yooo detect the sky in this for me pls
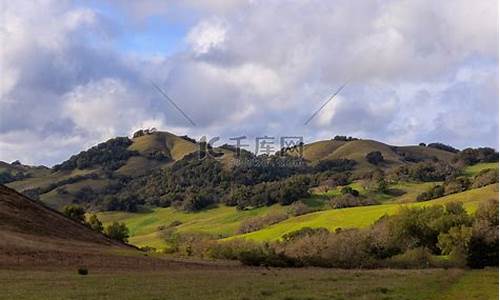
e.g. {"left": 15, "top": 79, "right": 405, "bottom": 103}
{"left": 0, "top": 0, "right": 498, "bottom": 166}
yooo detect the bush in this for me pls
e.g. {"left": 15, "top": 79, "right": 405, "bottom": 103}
{"left": 391, "top": 161, "right": 459, "bottom": 182}
{"left": 416, "top": 185, "right": 444, "bottom": 201}
{"left": 87, "top": 214, "right": 103, "bottom": 232}
{"left": 77, "top": 267, "right": 88, "bottom": 275}
{"left": 466, "top": 199, "right": 499, "bottom": 268}
{"left": 454, "top": 147, "right": 498, "bottom": 165}
{"left": 282, "top": 227, "right": 329, "bottom": 242}
{"left": 427, "top": 143, "right": 459, "bottom": 153}
{"left": 340, "top": 186, "right": 359, "bottom": 196}
{"left": 384, "top": 248, "right": 433, "bottom": 268}
{"left": 238, "top": 213, "right": 289, "bottom": 234}
{"left": 287, "top": 202, "right": 318, "bottom": 216}
{"left": 366, "top": 151, "right": 384, "bottom": 165}
{"left": 206, "top": 202, "right": 481, "bottom": 269}
{"left": 444, "top": 177, "right": 470, "bottom": 195}
{"left": 182, "top": 190, "right": 216, "bottom": 211}
{"left": 63, "top": 205, "right": 86, "bottom": 223}
{"left": 314, "top": 159, "right": 356, "bottom": 173}
{"left": 330, "top": 194, "right": 378, "bottom": 209}
{"left": 333, "top": 136, "right": 358, "bottom": 141}
{"left": 104, "top": 222, "right": 129, "bottom": 242}
{"left": 471, "top": 169, "right": 498, "bottom": 189}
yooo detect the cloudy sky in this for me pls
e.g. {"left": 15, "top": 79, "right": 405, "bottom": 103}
{"left": 0, "top": 0, "right": 498, "bottom": 166}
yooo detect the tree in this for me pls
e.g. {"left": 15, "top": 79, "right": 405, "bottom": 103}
{"left": 63, "top": 205, "right": 86, "bottom": 223}
{"left": 87, "top": 214, "right": 103, "bottom": 233}
{"left": 340, "top": 186, "right": 359, "bottom": 196}
{"left": 366, "top": 151, "right": 384, "bottom": 165}
{"left": 105, "top": 222, "right": 130, "bottom": 242}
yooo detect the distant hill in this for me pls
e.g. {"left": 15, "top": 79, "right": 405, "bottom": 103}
{"left": 287, "top": 138, "right": 456, "bottom": 171}
{"left": 4, "top": 131, "right": 230, "bottom": 209}
{"left": 1, "top": 131, "right": 491, "bottom": 212}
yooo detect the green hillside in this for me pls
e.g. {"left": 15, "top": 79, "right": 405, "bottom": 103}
{"left": 289, "top": 138, "right": 456, "bottom": 173}
{"left": 98, "top": 182, "right": 498, "bottom": 248}
{"left": 232, "top": 184, "right": 498, "bottom": 241}
{"left": 4, "top": 132, "right": 468, "bottom": 210}
{"left": 464, "top": 162, "right": 499, "bottom": 176}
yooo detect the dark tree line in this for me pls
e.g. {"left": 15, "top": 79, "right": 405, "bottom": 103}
{"left": 53, "top": 137, "right": 139, "bottom": 171}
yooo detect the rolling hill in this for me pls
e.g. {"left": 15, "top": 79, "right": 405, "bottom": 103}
{"left": 0, "top": 184, "right": 133, "bottom": 267}
{"left": 289, "top": 138, "right": 456, "bottom": 173}
{"left": 3, "top": 131, "right": 461, "bottom": 210}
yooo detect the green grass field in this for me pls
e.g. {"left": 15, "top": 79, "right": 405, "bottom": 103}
{"left": 98, "top": 179, "right": 437, "bottom": 248}
{"left": 232, "top": 184, "right": 498, "bottom": 241}
{"left": 98, "top": 204, "right": 289, "bottom": 248}
{"left": 99, "top": 183, "right": 498, "bottom": 248}
{"left": 1, "top": 267, "right": 497, "bottom": 300}
{"left": 464, "top": 162, "right": 499, "bottom": 176}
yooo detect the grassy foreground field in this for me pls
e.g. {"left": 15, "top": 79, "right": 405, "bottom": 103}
{"left": 1, "top": 267, "right": 497, "bottom": 300}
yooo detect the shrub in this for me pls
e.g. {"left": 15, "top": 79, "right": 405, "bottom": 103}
{"left": 366, "top": 151, "right": 384, "bottom": 165}
{"left": 282, "top": 227, "right": 329, "bottom": 242}
{"left": 238, "top": 213, "right": 289, "bottom": 234}
{"left": 87, "top": 214, "right": 103, "bottom": 233}
{"left": 391, "top": 161, "right": 459, "bottom": 182}
{"left": 322, "top": 229, "right": 376, "bottom": 268}
{"left": 454, "top": 147, "right": 499, "bottom": 165}
{"left": 416, "top": 185, "right": 444, "bottom": 201}
{"left": 340, "top": 186, "right": 359, "bottom": 196}
{"left": 182, "top": 190, "right": 216, "bottom": 211}
{"left": 314, "top": 159, "right": 356, "bottom": 173}
{"left": 333, "top": 136, "right": 358, "bottom": 141}
{"left": 330, "top": 194, "right": 378, "bottom": 209}
{"left": 104, "top": 222, "right": 130, "bottom": 242}
{"left": 437, "top": 225, "right": 472, "bottom": 265}
{"left": 77, "top": 267, "right": 88, "bottom": 275}
{"left": 208, "top": 239, "right": 263, "bottom": 260}
{"left": 466, "top": 199, "right": 499, "bottom": 268}
{"left": 63, "top": 205, "right": 86, "bottom": 223}
{"left": 443, "top": 177, "right": 470, "bottom": 195}
{"left": 287, "top": 202, "right": 318, "bottom": 216}
{"left": 385, "top": 248, "right": 433, "bottom": 268}
{"left": 471, "top": 169, "right": 498, "bottom": 189}
{"left": 427, "top": 143, "right": 459, "bottom": 153}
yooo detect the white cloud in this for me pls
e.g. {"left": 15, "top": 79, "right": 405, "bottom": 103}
{"left": 187, "top": 18, "right": 227, "bottom": 55}
{"left": 0, "top": 0, "right": 498, "bottom": 165}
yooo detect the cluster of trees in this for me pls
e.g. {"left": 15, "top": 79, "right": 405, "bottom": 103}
{"left": 453, "top": 147, "right": 498, "bottom": 166}
{"left": 426, "top": 143, "right": 459, "bottom": 153}
{"left": 62, "top": 204, "right": 129, "bottom": 242}
{"left": 314, "top": 159, "right": 356, "bottom": 173}
{"left": 224, "top": 175, "right": 312, "bottom": 209}
{"left": 132, "top": 128, "right": 157, "bottom": 138}
{"left": 333, "top": 136, "right": 359, "bottom": 141}
{"left": 107, "top": 153, "right": 340, "bottom": 212}
{"left": 237, "top": 213, "right": 289, "bottom": 234}
{"left": 388, "top": 161, "right": 459, "bottom": 182}
{"left": 417, "top": 169, "right": 499, "bottom": 202}
{"left": 53, "top": 137, "right": 139, "bottom": 171}
{"left": 329, "top": 190, "right": 378, "bottom": 208}
{"left": 207, "top": 200, "right": 498, "bottom": 269}
{"left": 0, "top": 170, "right": 30, "bottom": 184}
{"left": 366, "top": 151, "right": 384, "bottom": 165}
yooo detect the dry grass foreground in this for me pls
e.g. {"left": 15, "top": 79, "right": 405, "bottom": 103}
{"left": 0, "top": 267, "right": 497, "bottom": 300}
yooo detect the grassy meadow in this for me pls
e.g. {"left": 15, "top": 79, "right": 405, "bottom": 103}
{"left": 99, "top": 179, "right": 498, "bottom": 247}
{"left": 1, "top": 267, "right": 497, "bottom": 300}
